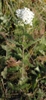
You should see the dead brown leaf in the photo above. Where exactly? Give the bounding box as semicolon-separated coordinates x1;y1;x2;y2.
6;57;21;68
36;56;46;64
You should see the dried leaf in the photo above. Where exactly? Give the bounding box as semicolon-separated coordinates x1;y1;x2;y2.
6;57;21;67
0;32;6;38
37;56;46;64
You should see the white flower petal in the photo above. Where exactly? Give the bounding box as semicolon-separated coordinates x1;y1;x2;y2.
16;7;34;26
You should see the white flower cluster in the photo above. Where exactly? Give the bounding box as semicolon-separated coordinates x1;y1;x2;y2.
16;7;34;26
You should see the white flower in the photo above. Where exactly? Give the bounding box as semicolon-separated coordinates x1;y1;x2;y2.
16;7;34;26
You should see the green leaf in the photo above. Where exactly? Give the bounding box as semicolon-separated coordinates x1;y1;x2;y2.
40;36;46;46
1;67;7;79
8;82;14;89
35;66;40;72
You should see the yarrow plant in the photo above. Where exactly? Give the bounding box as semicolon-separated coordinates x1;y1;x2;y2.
0;0;46;100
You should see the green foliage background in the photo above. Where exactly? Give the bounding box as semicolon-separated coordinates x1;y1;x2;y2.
0;0;46;100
